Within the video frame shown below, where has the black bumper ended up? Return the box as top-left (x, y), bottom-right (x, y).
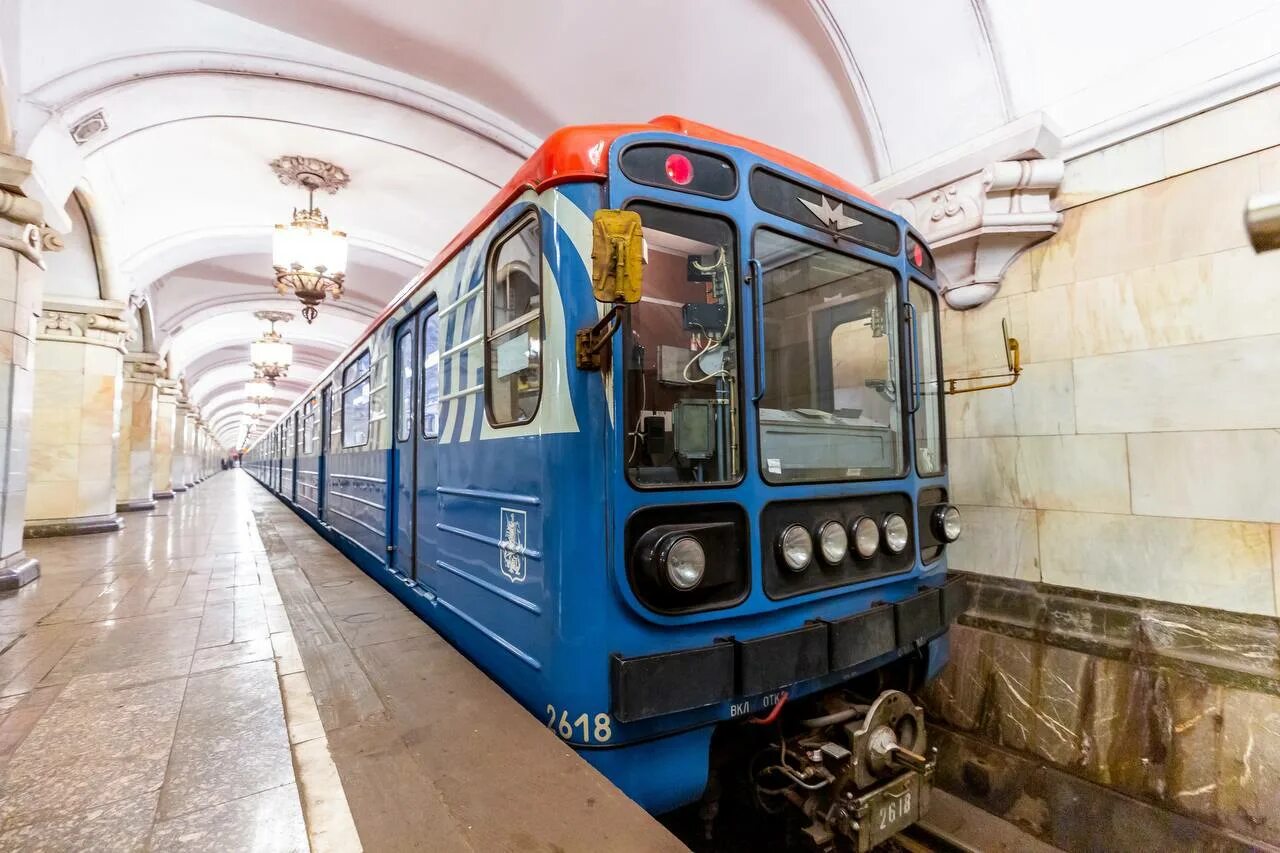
top-left (611, 576), bottom-right (969, 724)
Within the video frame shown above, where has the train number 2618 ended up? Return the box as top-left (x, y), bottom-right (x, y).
top-left (545, 705), bottom-right (612, 743)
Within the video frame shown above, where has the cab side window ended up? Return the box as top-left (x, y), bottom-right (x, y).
top-left (485, 214), bottom-right (542, 426)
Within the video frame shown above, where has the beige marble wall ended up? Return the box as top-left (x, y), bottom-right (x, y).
top-left (115, 355), bottom-right (161, 509)
top-left (153, 382), bottom-right (177, 496)
top-left (26, 305), bottom-right (127, 530)
top-left (945, 123), bottom-right (1280, 616)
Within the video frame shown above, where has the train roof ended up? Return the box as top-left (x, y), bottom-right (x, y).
top-left (363, 115), bottom-right (877, 348)
top-left (254, 116), bottom-right (876, 444)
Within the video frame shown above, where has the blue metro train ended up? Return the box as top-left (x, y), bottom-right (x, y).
top-left (246, 116), bottom-right (966, 851)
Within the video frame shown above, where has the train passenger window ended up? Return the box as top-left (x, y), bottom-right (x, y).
top-left (910, 281), bottom-right (943, 475)
top-left (422, 313), bottom-right (441, 438)
top-left (485, 214), bottom-right (542, 426)
top-left (302, 398), bottom-right (316, 454)
top-left (622, 202), bottom-right (740, 487)
top-left (342, 350), bottom-right (372, 448)
top-left (396, 332), bottom-right (413, 442)
top-left (330, 385), bottom-right (341, 439)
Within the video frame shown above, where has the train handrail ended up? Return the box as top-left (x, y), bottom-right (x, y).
top-left (749, 258), bottom-right (766, 403)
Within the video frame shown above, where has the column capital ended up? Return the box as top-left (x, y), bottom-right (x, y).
top-left (157, 378), bottom-right (182, 402)
top-left (123, 352), bottom-right (165, 384)
top-left (868, 114), bottom-right (1065, 310)
top-left (0, 153), bottom-right (45, 269)
top-left (37, 299), bottom-right (130, 352)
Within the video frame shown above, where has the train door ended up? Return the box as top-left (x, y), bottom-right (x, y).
top-left (389, 301), bottom-right (441, 586)
top-left (415, 307), bottom-right (442, 591)
top-left (391, 319), bottom-right (417, 578)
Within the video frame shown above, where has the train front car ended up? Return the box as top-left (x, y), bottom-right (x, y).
top-left (573, 119), bottom-right (968, 852)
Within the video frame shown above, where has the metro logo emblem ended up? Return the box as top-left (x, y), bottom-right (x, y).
top-left (798, 194), bottom-right (862, 232)
top-left (499, 507), bottom-right (528, 583)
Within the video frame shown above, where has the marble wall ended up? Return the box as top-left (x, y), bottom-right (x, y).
top-left (924, 574), bottom-right (1280, 850)
top-left (0, 156), bottom-right (44, 586)
top-left (26, 305), bottom-right (127, 533)
top-left (943, 88), bottom-right (1280, 617)
top-left (153, 383), bottom-right (177, 497)
top-left (116, 354), bottom-right (161, 511)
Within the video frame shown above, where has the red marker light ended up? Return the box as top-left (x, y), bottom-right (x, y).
top-left (912, 243), bottom-right (924, 266)
top-left (665, 153), bottom-right (694, 186)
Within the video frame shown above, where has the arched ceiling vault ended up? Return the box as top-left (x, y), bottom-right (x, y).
top-left (8, 0), bottom-right (1280, 450)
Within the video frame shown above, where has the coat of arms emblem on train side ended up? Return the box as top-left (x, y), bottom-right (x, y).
top-left (798, 194), bottom-right (862, 232)
top-left (499, 507), bottom-right (527, 583)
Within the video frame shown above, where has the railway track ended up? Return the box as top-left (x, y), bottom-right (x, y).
top-left (890, 820), bottom-right (985, 853)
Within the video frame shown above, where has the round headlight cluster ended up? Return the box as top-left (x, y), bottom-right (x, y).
top-left (662, 536), bottom-right (706, 590)
top-left (777, 512), bottom-right (917, 571)
top-left (932, 505), bottom-right (962, 543)
top-left (817, 521), bottom-right (848, 565)
top-left (778, 524), bottom-right (813, 572)
top-left (851, 516), bottom-right (880, 559)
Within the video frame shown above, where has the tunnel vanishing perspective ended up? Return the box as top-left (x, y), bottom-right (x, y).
top-left (1, 2), bottom-right (1279, 852)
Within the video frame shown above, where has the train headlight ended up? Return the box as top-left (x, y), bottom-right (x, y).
top-left (778, 524), bottom-right (813, 572)
top-left (882, 514), bottom-right (910, 554)
top-left (817, 520), bottom-right (848, 565)
top-left (662, 536), bottom-right (706, 590)
top-left (932, 505), bottom-right (962, 543)
top-left (851, 516), bottom-right (879, 559)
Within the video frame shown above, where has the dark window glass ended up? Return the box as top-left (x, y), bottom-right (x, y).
top-left (345, 351), bottom-right (372, 385)
top-left (342, 381), bottom-right (371, 447)
top-left (749, 168), bottom-right (899, 255)
top-left (422, 313), bottom-right (441, 438)
top-left (619, 144), bottom-right (737, 198)
top-left (303, 398), bottom-right (316, 454)
top-left (486, 215), bottom-right (542, 426)
top-left (396, 332), bottom-right (413, 442)
top-left (341, 350), bottom-right (373, 448)
top-left (910, 281), bottom-right (943, 475)
top-left (623, 202), bottom-right (740, 487)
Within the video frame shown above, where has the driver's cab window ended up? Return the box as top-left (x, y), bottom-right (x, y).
top-left (622, 202), bottom-right (740, 487)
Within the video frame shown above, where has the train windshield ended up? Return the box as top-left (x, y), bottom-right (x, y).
top-left (623, 203), bottom-right (741, 487)
top-left (755, 229), bottom-right (904, 483)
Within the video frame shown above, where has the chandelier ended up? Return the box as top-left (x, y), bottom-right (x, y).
top-left (270, 156), bottom-right (350, 323)
top-left (250, 310), bottom-right (294, 382)
top-left (245, 372), bottom-right (274, 406)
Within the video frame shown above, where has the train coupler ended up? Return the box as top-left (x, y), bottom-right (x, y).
top-left (750, 689), bottom-right (936, 852)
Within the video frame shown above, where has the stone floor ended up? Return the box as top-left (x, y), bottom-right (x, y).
top-left (0, 471), bottom-right (680, 852)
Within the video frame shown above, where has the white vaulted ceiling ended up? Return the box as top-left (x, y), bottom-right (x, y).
top-left (5, 0), bottom-right (1280, 447)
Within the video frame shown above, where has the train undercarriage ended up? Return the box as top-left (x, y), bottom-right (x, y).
top-left (668, 661), bottom-right (937, 852)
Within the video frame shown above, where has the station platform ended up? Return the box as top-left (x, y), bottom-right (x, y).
top-left (0, 471), bottom-right (683, 852)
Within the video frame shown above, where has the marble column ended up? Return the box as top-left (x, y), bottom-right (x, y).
top-left (25, 301), bottom-right (128, 537)
top-left (115, 353), bottom-right (162, 512)
top-left (183, 408), bottom-right (199, 488)
top-left (153, 379), bottom-right (178, 498)
top-left (0, 153), bottom-right (45, 587)
top-left (194, 421), bottom-right (207, 483)
top-left (171, 399), bottom-right (190, 493)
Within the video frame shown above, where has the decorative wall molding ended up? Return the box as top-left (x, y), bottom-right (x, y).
top-left (123, 352), bottom-right (165, 384)
top-left (157, 377), bottom-right (182, 402)
top-left (37, 304), bottom-right (130, 352)
top-left (0, 154), bottom-right (46, 269)
top-left (870, 114), bottom-right (1064, 309)
top-left (38, 226), bottom-right (65, 253)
